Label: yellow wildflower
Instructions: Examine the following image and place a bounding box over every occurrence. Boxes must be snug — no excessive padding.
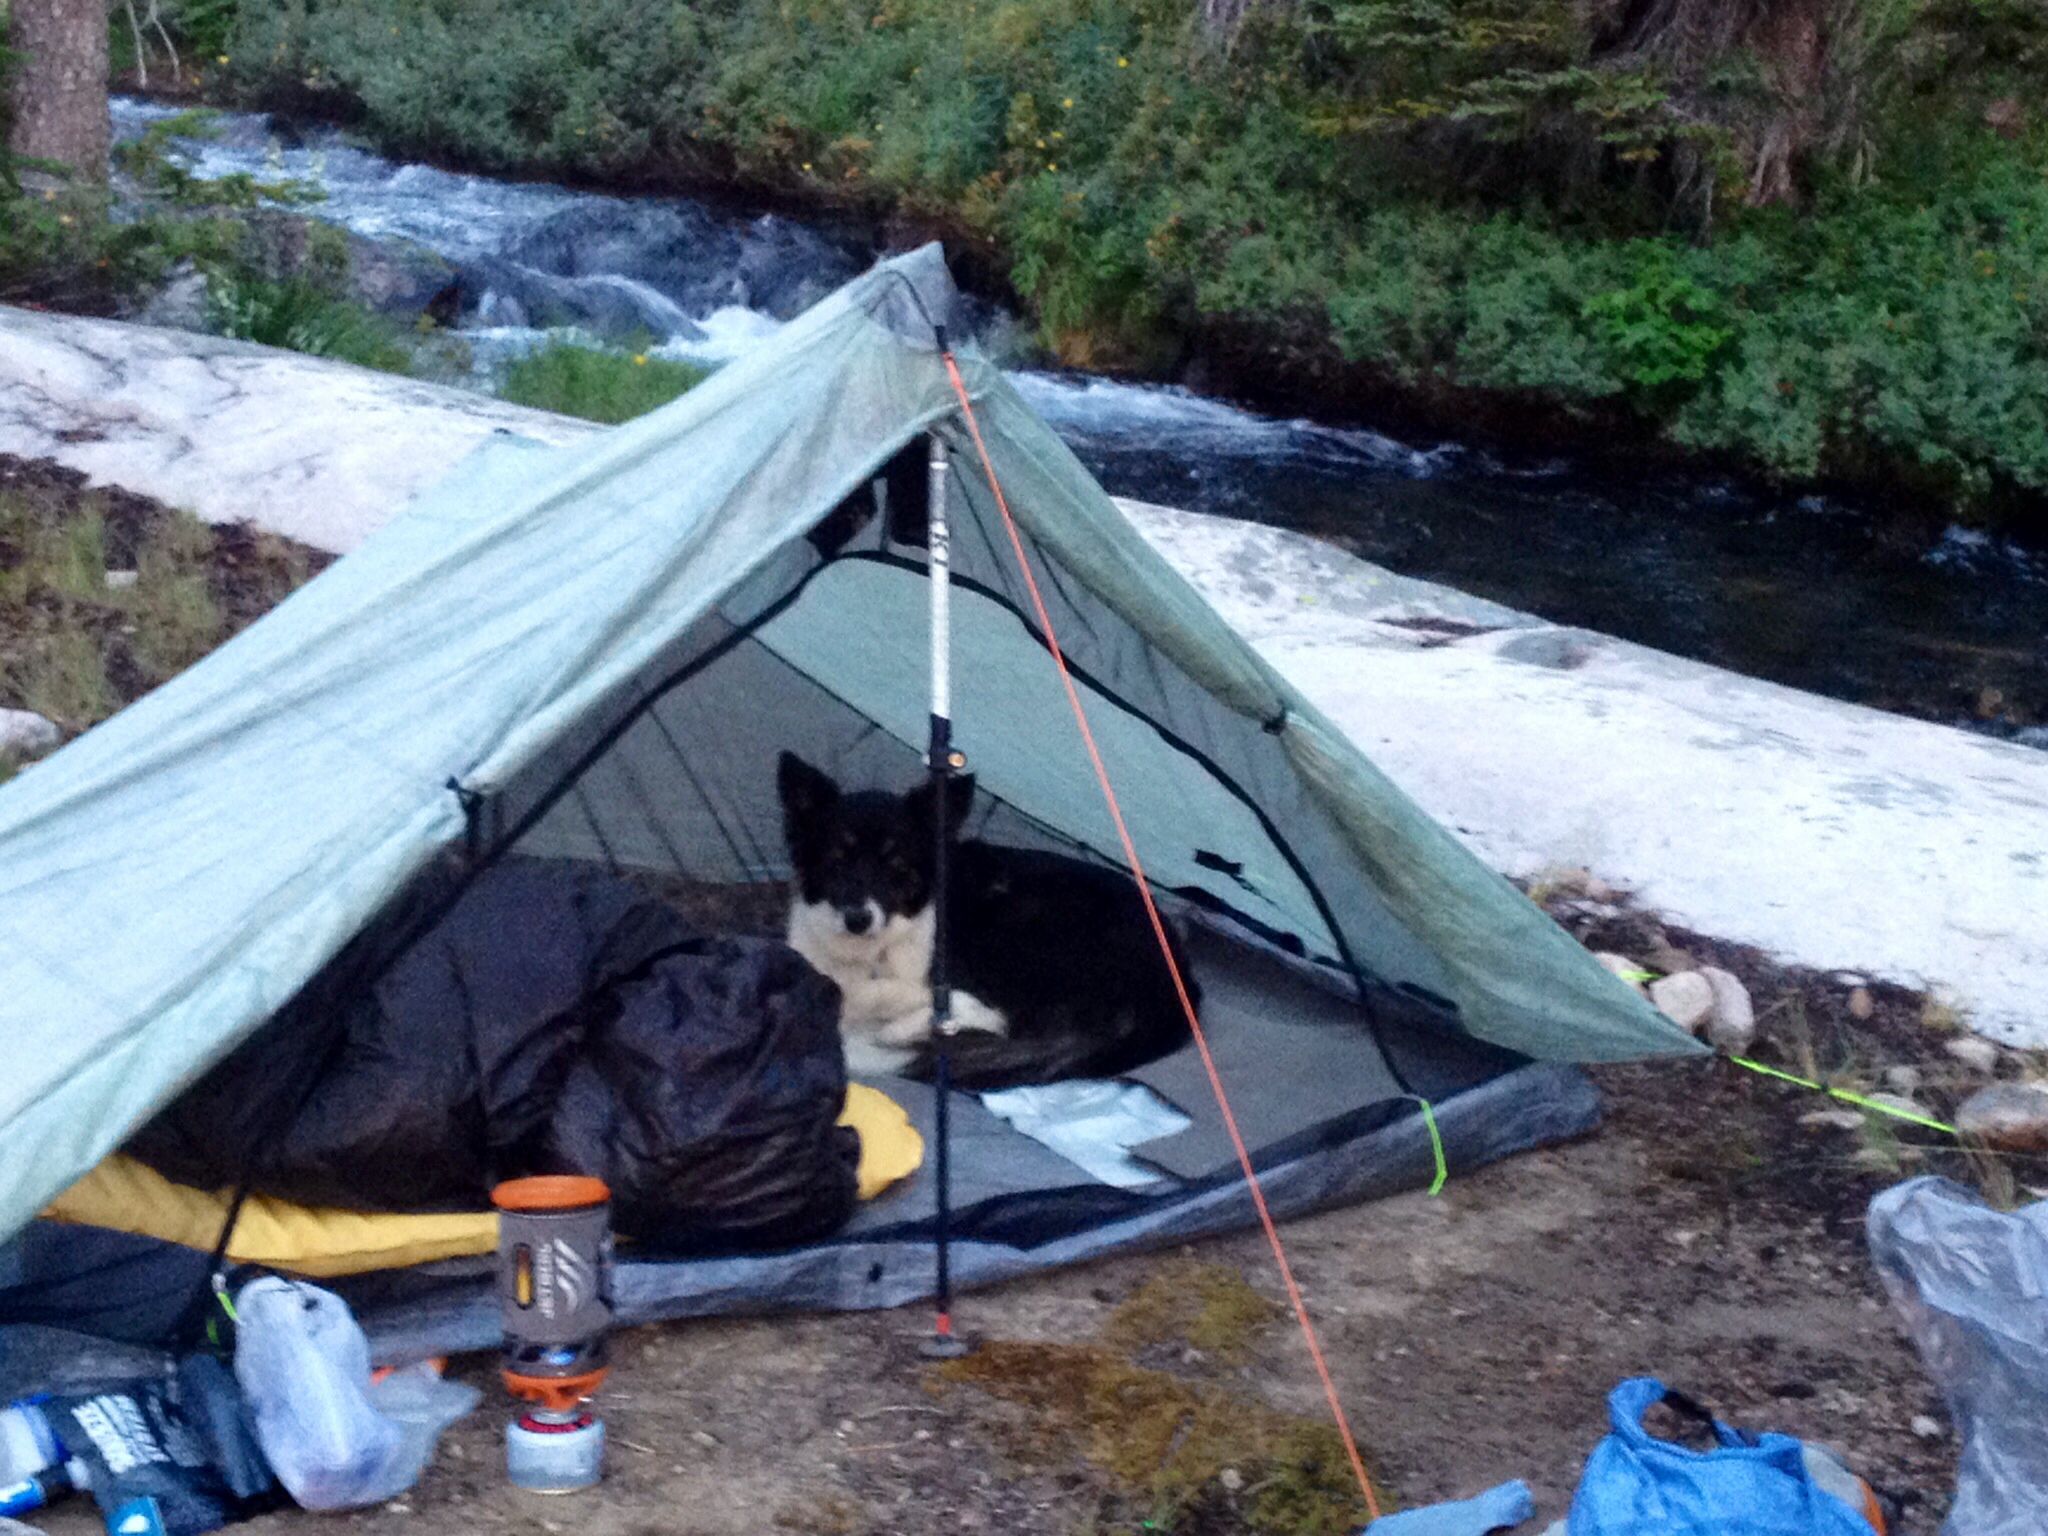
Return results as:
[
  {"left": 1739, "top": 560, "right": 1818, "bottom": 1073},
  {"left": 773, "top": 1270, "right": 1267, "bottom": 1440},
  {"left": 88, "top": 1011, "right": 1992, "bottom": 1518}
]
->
[
  {"left": 632, "top": 354, "right": 648, "bottom": 367},
  {"left": 217, "top": 53, "right": 231, "bottom": 64},
  {"left": 1047, "top": 161, "right": 1058, "bottom": 171},
  {"left": 1117, "top": 55, "right": 1128, "bottom": 67},
  {"left": 1061, "top": 97, "right": 1073, "bottom": 109}
]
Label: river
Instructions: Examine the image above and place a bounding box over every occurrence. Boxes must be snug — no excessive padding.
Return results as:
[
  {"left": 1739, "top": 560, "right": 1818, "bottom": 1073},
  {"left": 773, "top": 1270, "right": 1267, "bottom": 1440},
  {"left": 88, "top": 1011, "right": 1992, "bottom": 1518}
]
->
[{"left": 111, "top": 99, "right": 2047, "bottom": 748}]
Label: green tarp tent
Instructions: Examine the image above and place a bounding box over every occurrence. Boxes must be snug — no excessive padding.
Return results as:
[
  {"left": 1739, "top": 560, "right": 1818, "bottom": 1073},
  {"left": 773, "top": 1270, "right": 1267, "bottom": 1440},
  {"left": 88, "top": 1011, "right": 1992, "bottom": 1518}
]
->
[{"left": 0, "top": 246, "right": 1697, "bottom": 1365}]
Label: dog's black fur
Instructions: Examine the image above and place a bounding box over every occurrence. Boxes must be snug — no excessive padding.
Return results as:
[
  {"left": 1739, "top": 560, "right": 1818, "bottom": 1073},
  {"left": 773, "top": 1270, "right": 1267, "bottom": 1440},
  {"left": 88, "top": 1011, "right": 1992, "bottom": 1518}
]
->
[{"left": 777, "top": 750, "right": 1197, "bottom": 1088}]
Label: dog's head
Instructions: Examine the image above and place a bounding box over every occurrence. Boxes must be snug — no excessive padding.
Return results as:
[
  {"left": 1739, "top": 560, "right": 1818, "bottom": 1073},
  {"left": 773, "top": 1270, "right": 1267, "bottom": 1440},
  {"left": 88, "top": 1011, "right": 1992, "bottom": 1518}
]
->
[{"left": 777, "top": 750, "right": 974, "bottom": 941}]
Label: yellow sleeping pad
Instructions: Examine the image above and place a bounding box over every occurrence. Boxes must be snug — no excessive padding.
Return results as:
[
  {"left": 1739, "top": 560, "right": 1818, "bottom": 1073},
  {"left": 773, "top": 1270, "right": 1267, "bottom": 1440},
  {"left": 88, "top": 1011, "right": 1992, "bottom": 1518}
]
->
[{"left": 43, "top": 1084, "right": 923, "bottom": 1278}]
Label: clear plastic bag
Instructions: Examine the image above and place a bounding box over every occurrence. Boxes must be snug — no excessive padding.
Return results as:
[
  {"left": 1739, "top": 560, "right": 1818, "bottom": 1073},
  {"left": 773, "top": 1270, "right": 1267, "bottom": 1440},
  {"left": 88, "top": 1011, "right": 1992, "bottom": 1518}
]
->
[
  {"left": 1867, "top": 1176, "right": 2048, "bottom": 1536},
  {"left": 231, "top": 1279, "right": 478, "bottom": 1510}
]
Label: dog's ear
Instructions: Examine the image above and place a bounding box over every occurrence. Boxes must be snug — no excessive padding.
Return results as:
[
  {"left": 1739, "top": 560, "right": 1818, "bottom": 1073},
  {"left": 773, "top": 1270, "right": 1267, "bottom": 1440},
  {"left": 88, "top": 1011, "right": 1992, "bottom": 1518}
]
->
[
  {"left": 908, "top": 770, "right": 976, "bottom": 837},
  {"left": 944, "top": 771, "right": 976, "bottom": 834},
  {"left": 777, "top": 751, "right": 837, "bottom": 826}
]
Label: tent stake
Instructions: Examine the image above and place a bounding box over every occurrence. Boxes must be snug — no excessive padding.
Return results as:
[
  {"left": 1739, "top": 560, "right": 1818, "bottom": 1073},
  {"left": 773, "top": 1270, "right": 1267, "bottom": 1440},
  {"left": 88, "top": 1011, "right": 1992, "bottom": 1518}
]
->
[{"left": 919, "top": 422, "right": 973, "bottom": 1361}]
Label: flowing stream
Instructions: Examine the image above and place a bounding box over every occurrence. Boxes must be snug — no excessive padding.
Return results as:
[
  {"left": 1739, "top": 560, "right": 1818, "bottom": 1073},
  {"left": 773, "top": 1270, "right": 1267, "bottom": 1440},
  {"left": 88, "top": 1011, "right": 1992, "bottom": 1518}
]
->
[{"left": 112, "top": 99, "right": 2048, "bottom": 747}]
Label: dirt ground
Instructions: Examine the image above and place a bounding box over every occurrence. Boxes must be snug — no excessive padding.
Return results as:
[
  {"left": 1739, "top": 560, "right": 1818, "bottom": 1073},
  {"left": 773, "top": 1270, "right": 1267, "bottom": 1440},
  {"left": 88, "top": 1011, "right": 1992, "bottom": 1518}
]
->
[
  {"left": 174, "top": 1051, "right": 1967, "bottom": 1536},
  {"left": 149, "top": 912, "right": 2038, "bottom": 1536}
]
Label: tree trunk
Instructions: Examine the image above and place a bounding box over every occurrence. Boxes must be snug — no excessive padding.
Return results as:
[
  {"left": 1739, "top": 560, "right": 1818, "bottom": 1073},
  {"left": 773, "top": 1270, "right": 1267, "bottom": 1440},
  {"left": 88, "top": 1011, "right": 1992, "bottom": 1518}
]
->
[{"left": 6, "top": 0, "right": 111, "bottom": 181}]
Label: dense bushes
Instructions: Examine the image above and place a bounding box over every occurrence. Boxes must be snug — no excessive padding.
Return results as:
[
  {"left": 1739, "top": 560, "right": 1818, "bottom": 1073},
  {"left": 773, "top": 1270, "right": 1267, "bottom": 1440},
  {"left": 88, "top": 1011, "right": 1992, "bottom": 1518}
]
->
[{"left": 68, "top": 1, "right": 2048, "bottom": 514}]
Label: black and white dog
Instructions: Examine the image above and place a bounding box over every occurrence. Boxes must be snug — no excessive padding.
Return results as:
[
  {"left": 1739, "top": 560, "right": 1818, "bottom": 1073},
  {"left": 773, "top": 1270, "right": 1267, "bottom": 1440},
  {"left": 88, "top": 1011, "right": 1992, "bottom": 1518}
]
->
[{"left": 776, "top": 750, "right": 1197, "bottom": 1087}]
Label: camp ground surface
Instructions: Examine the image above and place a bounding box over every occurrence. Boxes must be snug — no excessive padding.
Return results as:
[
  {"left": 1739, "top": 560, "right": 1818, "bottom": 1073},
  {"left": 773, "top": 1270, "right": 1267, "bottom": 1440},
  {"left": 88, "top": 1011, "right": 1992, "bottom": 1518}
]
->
[
  {"left": 33, "top": 1000, "right": 1975, "bottom": 1536},
  {"left": 0, "top": 249, "right": 2032, "bottom": 1533}
]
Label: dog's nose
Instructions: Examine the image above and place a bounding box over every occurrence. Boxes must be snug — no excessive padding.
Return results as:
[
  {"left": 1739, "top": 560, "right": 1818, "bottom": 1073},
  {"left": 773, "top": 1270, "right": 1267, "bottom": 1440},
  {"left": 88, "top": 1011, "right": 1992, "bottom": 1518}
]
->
[{"left": 840, "top": 906, "right": 873, "bottom": 935}]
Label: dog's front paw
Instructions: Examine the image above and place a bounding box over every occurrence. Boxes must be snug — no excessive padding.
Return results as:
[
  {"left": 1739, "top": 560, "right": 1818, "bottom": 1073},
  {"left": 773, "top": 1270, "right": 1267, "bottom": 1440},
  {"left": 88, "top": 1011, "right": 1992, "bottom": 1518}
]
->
[
  {"left": 842, "top": 1033, "right": 918, "bottom": 1078},
  {"left": 949, "top": 992, "right": 1009, "bottom": 1036}
]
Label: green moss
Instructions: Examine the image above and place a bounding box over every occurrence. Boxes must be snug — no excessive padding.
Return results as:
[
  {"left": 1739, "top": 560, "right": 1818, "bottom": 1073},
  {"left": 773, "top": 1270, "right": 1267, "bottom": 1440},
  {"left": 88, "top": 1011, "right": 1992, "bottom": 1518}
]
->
[
  {"left": 936, "top": 1340, "right": 1372, "bottom": 1536},
  {"left": 931, "top": 1264, "right": 1372, "bottom": 1535},
  {"left": 1103, "top": 1259, "right": 1282, "bottom": 1362}
]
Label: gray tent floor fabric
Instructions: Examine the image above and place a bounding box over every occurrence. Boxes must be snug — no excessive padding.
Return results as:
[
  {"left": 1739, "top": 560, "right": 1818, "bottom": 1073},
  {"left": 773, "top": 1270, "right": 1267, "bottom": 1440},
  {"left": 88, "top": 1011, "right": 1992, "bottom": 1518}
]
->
[
  {"left": 360, "top": 1060, "right": 1599, "bottom": 1362},
  {"left": 0, "top": 1063, "right": 1595, "bottom": 1390}
]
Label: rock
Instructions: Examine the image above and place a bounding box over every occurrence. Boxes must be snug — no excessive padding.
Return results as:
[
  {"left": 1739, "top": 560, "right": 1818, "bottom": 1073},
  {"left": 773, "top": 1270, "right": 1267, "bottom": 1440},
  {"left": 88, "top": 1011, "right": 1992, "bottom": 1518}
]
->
[
  {"left": 1945, "top": 1036, "right": 2000, "bottom": 1076},
  {"left": 1593, "top": 951, "right": 1647, "bottom": 994},
  {"left": 1910, "top": 1414, "right": 1945, "bottom": 1441},
  {"left": 1955, "top": 1083, "right": 2048, "bottom": 1152},
  {"left": 1883, "top": 1065, "right": 1923, "bottom": 1095},
  {"left": 346, "top": 232, "right": 461, "bottom": 319},
  {"left": 1847, "top": 986, "right": 1874, "bottom": 1021},
  {"left": 1650, "top": 970, "right": 1715, "bottom": 1035},
  {"left": 734, "top": 213, "right": 864, "bottom": 320},
  {"left": 0, "top": 709, "right": 61, "bottom": 756},
  {"left": 1864, "top": 1091, "right": 1927, "bottom": 1120},
  {"left": 1645, "top": 932, "right": 1699, "bottom": 976},
  {"left": 1219, "top": 1468, "right": 1245, "bottom": 1493},
  {"left": 104, "top": 568, "right": 139, "bottom": 590},
  {"left": 458, "top": 257, "right": 707, "bottom": 344},
  {"left": 1544, "top": 865, "right": 1594, "bottom": 898},
  {"left": 134, "top": 259, "right": 211, "bottom": 332},
  {"left": 1698, "top": 966, "right": 1756, "bottom": 1054},
  {"left": 1801, "top": 1109, "right": 1865, "bottom": 1132},
  {"left": 240, "top": 209, "right": 458, "bottom": 320}
]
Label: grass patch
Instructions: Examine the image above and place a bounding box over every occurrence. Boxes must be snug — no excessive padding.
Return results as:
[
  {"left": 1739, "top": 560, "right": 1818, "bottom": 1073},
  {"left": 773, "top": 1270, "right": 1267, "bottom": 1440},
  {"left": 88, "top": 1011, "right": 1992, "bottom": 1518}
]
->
[
  {"left": 0, "top": 457, "right": 324, "bottom": 756},
  {"left": 931, "top": 1262, "right": 1372, "bottom": 1536},
  {"left": 206, "top": 272, "right": 416, "bottom": 373},
  {"left": 498, "top": 341, "right": 709, "bottom": 424},
  {"left": 132, "top": 514, "right": 228, "bottom": 681}
]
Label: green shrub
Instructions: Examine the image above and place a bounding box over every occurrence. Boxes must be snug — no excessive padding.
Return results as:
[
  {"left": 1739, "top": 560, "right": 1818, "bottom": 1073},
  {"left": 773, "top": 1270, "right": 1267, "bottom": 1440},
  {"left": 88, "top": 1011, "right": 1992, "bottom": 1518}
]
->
[
  {"left": 498, "top": 341, "right": 708, "bottom": 423},
  {"left": 1582, "top": 247, "right": 1734, "bottom": 394}
]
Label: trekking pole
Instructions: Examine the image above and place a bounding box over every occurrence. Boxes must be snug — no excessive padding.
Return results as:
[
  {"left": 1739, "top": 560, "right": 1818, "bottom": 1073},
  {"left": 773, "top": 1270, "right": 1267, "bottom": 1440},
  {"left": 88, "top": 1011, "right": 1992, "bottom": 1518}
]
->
[{"left": 920, "top": 405, "right": 972, "bottom": 1360}]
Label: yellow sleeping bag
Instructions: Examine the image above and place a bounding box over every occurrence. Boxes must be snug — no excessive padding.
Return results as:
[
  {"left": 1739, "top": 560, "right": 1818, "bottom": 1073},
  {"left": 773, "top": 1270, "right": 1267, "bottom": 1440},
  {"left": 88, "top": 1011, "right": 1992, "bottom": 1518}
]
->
[{"left": 43, "top": 1084, "right": 922, "bottom": 1279}]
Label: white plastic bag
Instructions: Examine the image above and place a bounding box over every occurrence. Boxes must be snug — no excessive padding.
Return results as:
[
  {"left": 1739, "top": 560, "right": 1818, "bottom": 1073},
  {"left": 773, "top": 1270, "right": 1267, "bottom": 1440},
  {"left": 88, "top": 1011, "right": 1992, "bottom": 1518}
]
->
[
  {"left": 232, "top": 1278, "right": 478, "bottom": 1509},
  {"left": 1868, "top": 1176, "right": 2048, "bottom": 1536}
]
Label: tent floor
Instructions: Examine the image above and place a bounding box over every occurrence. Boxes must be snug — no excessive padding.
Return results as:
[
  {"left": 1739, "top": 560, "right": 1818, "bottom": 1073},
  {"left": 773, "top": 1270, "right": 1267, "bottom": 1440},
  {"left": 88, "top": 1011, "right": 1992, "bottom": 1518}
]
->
[{"left": 1, "top": 917, "right": 1597, "bottom": 1386}]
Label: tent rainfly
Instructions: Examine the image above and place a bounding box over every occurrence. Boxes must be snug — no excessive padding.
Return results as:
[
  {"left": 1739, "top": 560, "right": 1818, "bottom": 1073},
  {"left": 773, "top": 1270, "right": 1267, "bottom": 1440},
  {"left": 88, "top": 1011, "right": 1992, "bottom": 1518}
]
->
[{"left": 0, "top": 246, "right": 1699, "bottom": 1372}]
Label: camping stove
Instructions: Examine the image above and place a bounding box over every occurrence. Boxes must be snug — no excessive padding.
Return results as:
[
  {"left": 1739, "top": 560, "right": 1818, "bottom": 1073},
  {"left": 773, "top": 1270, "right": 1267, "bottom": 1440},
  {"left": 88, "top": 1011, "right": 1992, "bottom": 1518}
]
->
[{"left": 490, "top": 1177, "right": 614, "bottom": 1492}]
